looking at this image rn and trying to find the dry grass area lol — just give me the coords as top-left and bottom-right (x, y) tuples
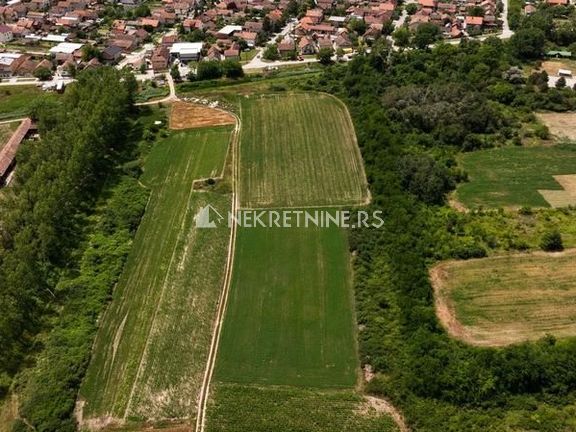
(170, 101), (235, 130)
(431, 250), (576, 346)
(537, 112), (576, 140)
(540, 60), (573, 76)
(539, 174), (576, 207)
(0, 396), (18, 432)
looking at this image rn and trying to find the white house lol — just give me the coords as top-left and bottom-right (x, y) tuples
(170, 42), (203, 62)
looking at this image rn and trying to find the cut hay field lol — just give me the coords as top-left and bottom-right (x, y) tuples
(80, 126), (233, 425)
(456, 144), (576, 208)
(206, 384), (399, 432)
(170, 101), (235, 130)
(432, 250), (576, 346)
(239, 93), (368, 208)
(214, 222), (358, 387)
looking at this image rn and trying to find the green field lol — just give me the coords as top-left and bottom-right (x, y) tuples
(433, 250), (576, 346)
(0, 86), (49, 121)
(207, 384), (399, 432)
(214, 223), (358, 387)
(456, 144), (576, 208)
(80, 126), (233, 423)
(239, 93), (368, 208)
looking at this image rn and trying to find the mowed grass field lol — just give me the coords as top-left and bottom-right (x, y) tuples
(456, 144), (576, 208)
(214, 223), (358, 388)
(239, 93), (368, 208)
(80, 126), (233, 423)
(433, 250), (576, 346)
(207, 384), (399, 432)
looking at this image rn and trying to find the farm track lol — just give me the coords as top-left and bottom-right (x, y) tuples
(195, 111), (241, 432)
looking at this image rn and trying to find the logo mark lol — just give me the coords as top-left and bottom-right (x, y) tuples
(194, 204), (224, 228)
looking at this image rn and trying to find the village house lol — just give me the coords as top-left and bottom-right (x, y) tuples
(102, 45), (123, 62)
(151, 45), (170, 71)
(0, 24), (14, 42)
(465, 15), (483, 31)
(298, 35), (316, 55)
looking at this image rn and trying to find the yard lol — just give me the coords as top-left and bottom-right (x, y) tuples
(80, 126), (233, 425)
(431, 250), (576, 346)
(0, 85), (49, 121)
(456, 144), (576, 208)
(239, 93), (369, 208)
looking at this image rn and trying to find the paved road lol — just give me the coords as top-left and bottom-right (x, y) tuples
(548, 75), (576, 88)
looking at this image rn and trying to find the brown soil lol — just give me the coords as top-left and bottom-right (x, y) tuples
(357, 396), (411, 432)
(169, 101), (235, 130)
(540, 60), (573, 77)
(537, 112), (576, 140)
(430, 263), (474, 344)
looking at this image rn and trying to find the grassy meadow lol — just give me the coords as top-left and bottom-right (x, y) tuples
(0, 121), (18, 150)
(435, 250), (576, 346)
(206, 384), (399, 432)
(239, 93), (368, 208)
(456, 144), (576, 208)
(0, 85), (50, 121)
(214, 222), (358, 387)
(80, 126), (233, 423)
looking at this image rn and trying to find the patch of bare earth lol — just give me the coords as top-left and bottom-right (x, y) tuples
(169, 101), (235, 130)
(537, 112), (576, 140)
(431, 250), (576, 347)
(356, 396), (410, 432)
(539, 60), (575, 78)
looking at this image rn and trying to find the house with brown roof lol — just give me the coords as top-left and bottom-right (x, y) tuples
(183, 18), (203, 31)
(298, 36), (316, 54)
(151, 45), (169, 71)
(243, 20), (263, 33)
(236, 30), (257, 47)
(206, 45), (223, 61)
(0, 25), (14, 43)
(278, 37), (296, 57)
(223, 45), (240, 60)
(465, 15), (483, 30)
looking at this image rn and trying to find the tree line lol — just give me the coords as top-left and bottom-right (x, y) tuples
(0, 67), (145, 431)
(306, 37), (576, 430)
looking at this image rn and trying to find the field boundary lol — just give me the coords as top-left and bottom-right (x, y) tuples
(430, 249), (576, 347)
(195, 109), (241, 432)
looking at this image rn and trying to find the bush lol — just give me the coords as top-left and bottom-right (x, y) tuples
(196, 61), (223, 81)
(33, 67), (53, 81)
(540, 230), (564, 251)
(221, 60), (244, 79)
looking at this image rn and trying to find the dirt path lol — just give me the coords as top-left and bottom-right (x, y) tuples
(194, 110), (241, 432)
(430, 263), (475, 344)
(363, 396), (410, 432)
